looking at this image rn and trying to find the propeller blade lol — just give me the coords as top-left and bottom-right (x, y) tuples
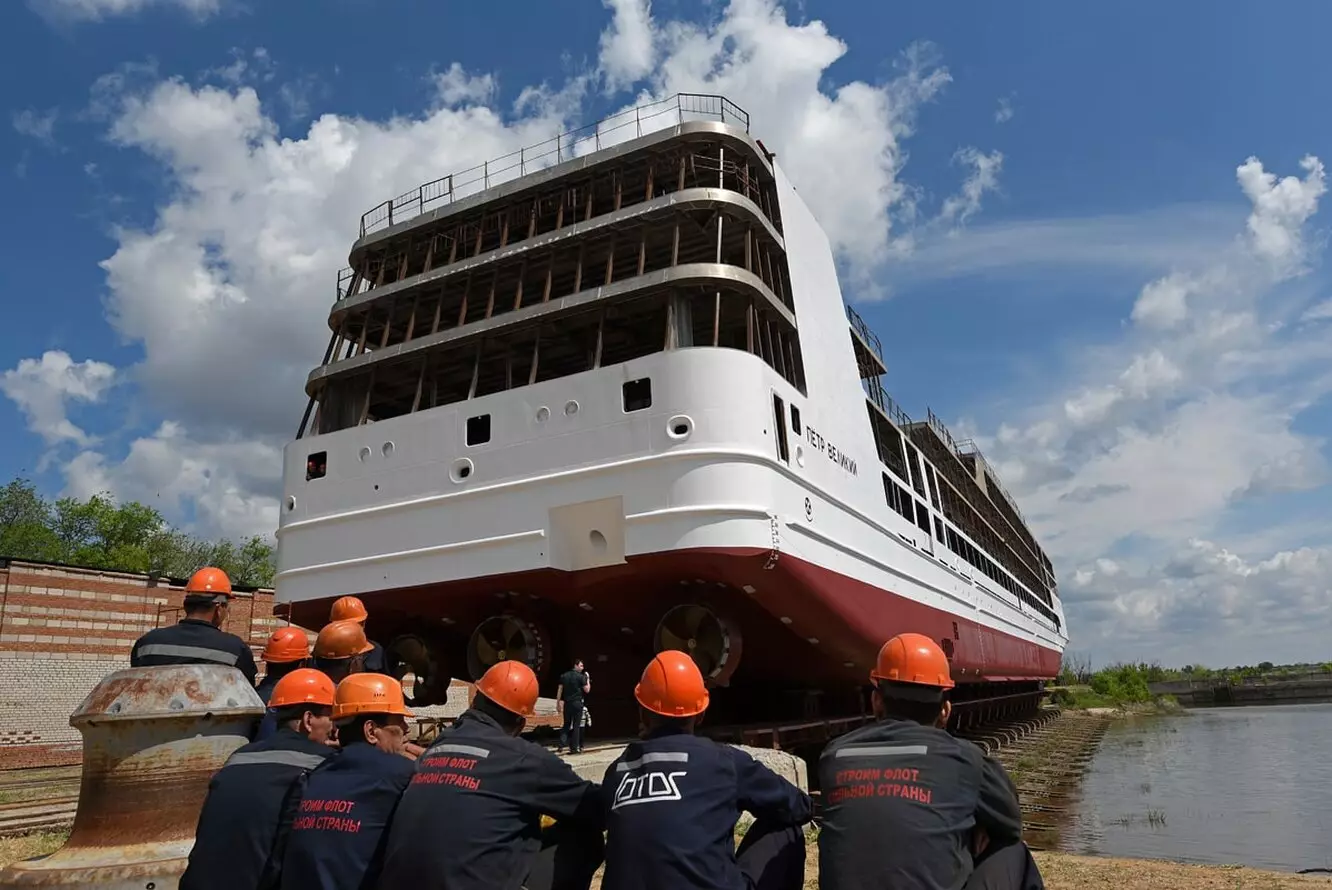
(475, 633), (497, 663)
(659, 625), (688, 653)
(683, 606), (705, 638)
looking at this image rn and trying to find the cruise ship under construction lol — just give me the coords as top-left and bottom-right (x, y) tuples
(274, 93), (1069, 735)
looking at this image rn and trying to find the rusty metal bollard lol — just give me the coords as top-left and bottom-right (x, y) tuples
(0, 664), (264, 890)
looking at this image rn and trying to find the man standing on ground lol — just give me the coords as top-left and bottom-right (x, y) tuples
(130, 566), (257, 686)
(816, 633), (1045, 890)
(555, 658), (590, 754)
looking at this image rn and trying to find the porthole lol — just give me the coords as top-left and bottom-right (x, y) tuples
(450, 458), (474, 484)
(666, 415), (694, 440)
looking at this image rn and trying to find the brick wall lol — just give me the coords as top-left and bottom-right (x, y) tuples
(0, 559), (283, 770)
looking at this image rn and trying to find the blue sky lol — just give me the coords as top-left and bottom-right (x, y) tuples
(3, 0), (1331, 667)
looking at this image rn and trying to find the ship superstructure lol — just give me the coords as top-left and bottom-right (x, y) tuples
(276, 94), (1067, 727)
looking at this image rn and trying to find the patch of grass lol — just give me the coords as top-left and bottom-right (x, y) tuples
(0, 830), (68, 869)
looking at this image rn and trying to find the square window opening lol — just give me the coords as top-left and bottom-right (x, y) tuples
(305, 451), (327, 481)
(623, 378), (652, 412)
(466, 414), (492, 446)
(790, 405), (802, 435)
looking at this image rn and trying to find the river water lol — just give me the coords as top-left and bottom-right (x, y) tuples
(1064, 703), (1332, 873)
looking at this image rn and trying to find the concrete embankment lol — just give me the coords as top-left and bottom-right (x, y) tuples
(1150, 675), (1332, 708)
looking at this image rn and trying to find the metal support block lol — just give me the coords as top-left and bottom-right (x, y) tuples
(0, 665), (264, 890)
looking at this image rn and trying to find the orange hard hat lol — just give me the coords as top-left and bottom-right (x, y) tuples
(314, 620), (375, 659)
(332, 673), (414, 719)
(871, 632), (955, 690)
(185, 566), (233, 598)
(270, 668), (336, 708)
(329, 595), (369, 624)
(262, 626), (310, 664)
(475, 660), (539, 718)
(635, 650), (709, 718)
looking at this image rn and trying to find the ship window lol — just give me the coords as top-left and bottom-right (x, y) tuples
(926, 466), (941, 508)
(466, 414), (491, 446)
(933, 516), (945, 543)
(913, 500), (931, 536)
(772, 394), (790, 464)
(305, 451), (327, 481)
(622, 378), (652, 412)
(790, 405), (802, 435)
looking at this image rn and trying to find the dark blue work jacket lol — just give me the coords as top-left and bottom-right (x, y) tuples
(376, 708), (604, 889)
(253, 670), (294, 742)
(362, 640), (388, 674)
(279, 743), (415, 890)
(599, 728), (812, 890)
(816, 718), (1024, 890)
(179, 728), (334, 890)
(131, 617), (258, 685)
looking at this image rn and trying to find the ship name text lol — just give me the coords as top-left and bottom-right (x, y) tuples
(805, 426), (858, 477)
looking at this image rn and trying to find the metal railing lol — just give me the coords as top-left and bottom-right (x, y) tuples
(845, 304), (884, 364)
(927, 408), (1032, 533)
(865, 378), (913, 429)
(357, 93), (750, 239)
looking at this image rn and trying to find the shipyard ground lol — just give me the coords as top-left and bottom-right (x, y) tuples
(5, 833), (1328, 888)
(3, 708), (1327, 887)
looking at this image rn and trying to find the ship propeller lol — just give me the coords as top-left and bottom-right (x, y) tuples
(386, 633), (453, 707)
(653, 603), (744, 687)
(466, 614), (548, 682)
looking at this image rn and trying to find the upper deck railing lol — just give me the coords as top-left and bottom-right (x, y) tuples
(925, 407), (1033, 535)
(357, 93), (751, 240)
(845, 304), (884, 365)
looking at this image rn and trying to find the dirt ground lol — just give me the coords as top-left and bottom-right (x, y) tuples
(590, 849), (1332, 890)
(0, 831), (67, 869)
(4, 833), (1330, 887)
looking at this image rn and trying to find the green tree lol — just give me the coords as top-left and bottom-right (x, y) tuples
(0, 479), (60, 560)
(0, 477), (276, 587)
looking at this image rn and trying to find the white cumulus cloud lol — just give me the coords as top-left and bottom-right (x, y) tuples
(1236, 154), (1326, 277)
(960, 153), (1332, 665)
(599, 0), (656, 92)
(30, 0), (222, 22)
(1, 351), (116, 447)
(937, 147), (1004, 229)
(6, 0), (979, 541)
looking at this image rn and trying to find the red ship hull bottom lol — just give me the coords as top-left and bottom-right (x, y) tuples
(286, 546), (1060, 721)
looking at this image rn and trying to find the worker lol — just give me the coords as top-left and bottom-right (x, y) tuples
(279, 673), (416, 890)
(313, 619), (374, 685)
(253, 626), (313, 742)
(816, 633), (1044, 890)
(179, 668), (338, 890)
(329, 595), (388, 673)
(376, 659), (605, 890)
(599, 650), (812, 890)
(555, 657), (590, 754)
(130, 566), (257, 685)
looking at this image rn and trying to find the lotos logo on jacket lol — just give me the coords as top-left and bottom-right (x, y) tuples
(610, 751), (689, 810)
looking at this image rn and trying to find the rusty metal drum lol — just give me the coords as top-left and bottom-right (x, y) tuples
(0, 664), (264, 889)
